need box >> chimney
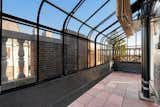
[42,31,53,37]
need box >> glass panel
[38,28,63,81]
[89,31,98,41]
[74,0,107,21]
[39,3,67,30]
[74,0,117,36]
[103,23,121,35]
[67,18,81,33]
[96,43,101,65]
[64,33,78,74]
[2,17,36,90]
[47,0,80,13]
[3,0,41,22]
[78,39,88,70]
[79,25,92,37]
[110,30,123,39]
[97,34,104,42]
[88,41,95,67]
[87,9,116,30]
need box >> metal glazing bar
[103,12,138,41]
[62,0,85,74]
[87,11,116,39]
[94,20,118,66]
[64,0,86,30]
[0,0,2,87]
[2,13,94,42]
[78,0,111,36]
[127,38,129,62]
[105,26,121,39]
[94,20,118,42]
[113,36,126,45]
[111,32,125,40]
[45,0,106,35]
[107,29,123,39]
[36,0,46,82]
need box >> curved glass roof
[39,2,67,30]
[2,0,139,43]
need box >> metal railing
[113,46,141,63]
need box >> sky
[2,0,140,46]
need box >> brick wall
[64,35,78,74]
[3,30,111,82]
[38,37,63,81]
[78,38,88,70]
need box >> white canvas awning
[116,0,134,37]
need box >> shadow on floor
[68,72,159,107]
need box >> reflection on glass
[2,19,36,86]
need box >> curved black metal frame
[0,0,141,93]
[87,11,116,39]
[62,0,85,74]
[77,0,111,37]
[36,0,139,70]
[94,20,118,66]
[0,0,2,86]
[99,25,122,45]
[111,32,125,40]
[76,0,111,70]
[36,0,112,76]
[63,0,86,31]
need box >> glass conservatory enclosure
[1,0,120,92]
[1,0,157,103]
[1,0,160,104]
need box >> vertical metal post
[62,32,65,75]
[77,36,79,71]
[100,44,101,64]
[105,44,106,63]
[129,49,130,62]
[87,40,88,68]
[102,44,103,64]
[119,40,120,61]
[88,41,90,68]
[113,44,115,60]
[139,48,141,62]
[141,0,151,98]
[0,0,2,88]
[37,0,45,82]
[135,32,137,61]
[127,38,128,62]
[103,44,105,64]
[95,41,97,66]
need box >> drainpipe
[141,0,151,99]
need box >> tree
[112,37,126,61]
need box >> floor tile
[77,93,93,105]
[68,101,84,107]
[86,97,105,107]
[68,72,159,107]
[103,94,123,107]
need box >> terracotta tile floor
[68,72,159,107]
